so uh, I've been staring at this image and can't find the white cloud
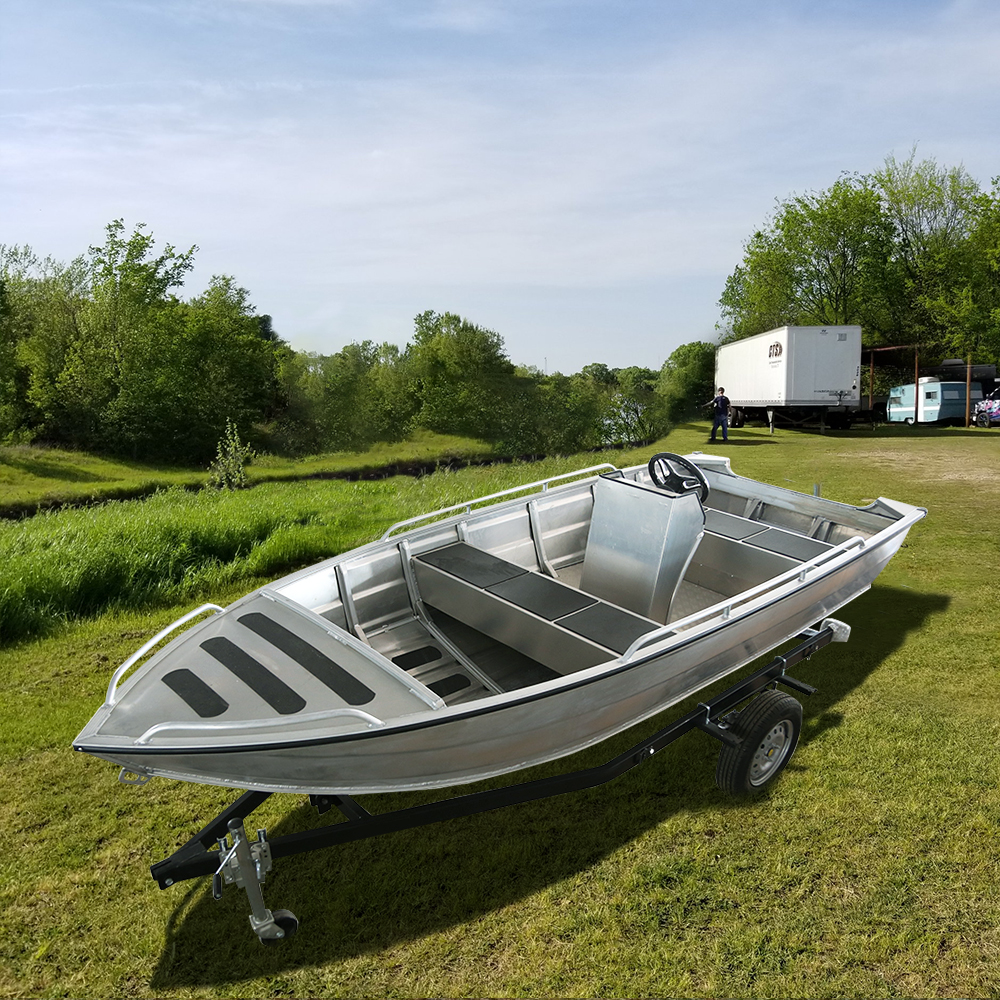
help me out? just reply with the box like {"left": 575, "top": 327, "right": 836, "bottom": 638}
{"left": 3, "top": 1, "right": 1000, "bottom": 371}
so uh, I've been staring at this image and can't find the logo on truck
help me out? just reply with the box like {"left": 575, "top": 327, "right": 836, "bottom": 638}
{"left": 768, "top": 342, "right": 783, "bottom": 359}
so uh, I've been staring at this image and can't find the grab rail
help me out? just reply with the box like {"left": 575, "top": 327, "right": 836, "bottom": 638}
{"left": 380, "top": 464, "right": 618, "bottom": 539}
{"left": 135, "top": 706, "right": 386, "bottom": 745}
{"left": 105, "top": 603, "right": 224, "bottom": 706}
{"left": 620, "top": 534, "right": 870, "bottom": 662}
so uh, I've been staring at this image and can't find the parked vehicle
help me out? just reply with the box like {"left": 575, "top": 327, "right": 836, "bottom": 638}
{"left": 974, "top": 387, "right": 1000, "bottom": 427}
{"left": 715, "top": 326, "right": 862, "bottom": 430}
{"left": 886, "top": 378, "right": 983, "bottom": 425}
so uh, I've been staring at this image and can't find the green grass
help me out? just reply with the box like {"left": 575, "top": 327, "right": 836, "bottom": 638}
{"left": 2, "top": 421, "right": 999, "bottom": 998}
{"left": 0, "top": 430, "right": 494, "bottom": 516}
{"left": 0, "top": 448, "right": 628, "bottom": 645}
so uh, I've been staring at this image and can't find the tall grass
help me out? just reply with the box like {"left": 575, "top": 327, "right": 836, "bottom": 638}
{"left": 0, "top": 483, "right": 365, "bottom": 644}
{"left": 0, "top": 430, "right": 495, "bottom": 516}
{"left": 0, "top": 454, "right": 613, "bottom": 645}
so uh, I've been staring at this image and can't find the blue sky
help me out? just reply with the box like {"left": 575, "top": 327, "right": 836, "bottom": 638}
{"left": 3, "top": 0, "right": 999, "bottom": 373}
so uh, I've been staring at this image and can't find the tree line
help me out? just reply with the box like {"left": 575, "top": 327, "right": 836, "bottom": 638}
{"left": 0, "top": 220, "right": 715, "bottom": 464}
{"left": 718, "top": 149, "right": 1000, "bottom": 365}
{"left": 8, "top": 148, "right": 977, "bottom": 467}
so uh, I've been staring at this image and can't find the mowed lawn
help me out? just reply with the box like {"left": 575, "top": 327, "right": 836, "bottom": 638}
{"left": 1, "top": 423, "right": 997, "bottom": 998}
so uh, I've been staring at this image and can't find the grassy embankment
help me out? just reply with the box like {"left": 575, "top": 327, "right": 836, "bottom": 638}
{"left": 0, "top": 429, "right": 494, "bottom": 517}
{"left": 1, "top": 421, "right": 998, "bottom": 998}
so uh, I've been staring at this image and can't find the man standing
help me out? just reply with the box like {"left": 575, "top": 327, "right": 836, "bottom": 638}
{"left": 708, "top": 387, "right": 730, "bottom": 443}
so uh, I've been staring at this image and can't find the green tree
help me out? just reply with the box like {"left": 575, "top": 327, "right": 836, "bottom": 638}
{"left": 530, "top": 371, "right": 607, "bottom": 454}
{"left": 719, "top": 174, "right": 892, "bottom": 341}
{"left": 106, "top": 275, "right": 280, "bottom": 462}
{"left": 410, "top": 310, "right": 519, "bottom": 442}
{"left": 50, "top": 221, "right": 198, "bottom": 451}
{"left": 873, "top": 150, "right": 984, "bottom": 354}
{"left": 657, "top": 341, "right": 717, "bottom": 422}
{"left": 0, "top": 246, "right": 90, "bottom": 440}
{"left": 603, "top": 366, "right": 668, "bottom": 445}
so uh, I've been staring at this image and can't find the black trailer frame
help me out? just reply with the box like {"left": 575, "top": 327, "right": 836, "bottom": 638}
{"left": 150, "top": 623, "right": 836, "bottom": 942}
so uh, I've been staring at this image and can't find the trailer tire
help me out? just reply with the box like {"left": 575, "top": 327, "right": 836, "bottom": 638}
{"left": 716, "top": 690, "right": 802, "bottom": 797}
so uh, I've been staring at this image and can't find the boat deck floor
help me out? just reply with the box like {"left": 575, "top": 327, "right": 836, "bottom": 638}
{"left": 363, "top": 558, "right": 727, "bottom": 707}
{"left": 364, "top": 612, "right": 559, "bottom": 706}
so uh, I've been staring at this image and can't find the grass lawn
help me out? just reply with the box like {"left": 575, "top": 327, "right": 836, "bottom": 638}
{"left": 1, "top": 421, "right": 998, "bottom": 998}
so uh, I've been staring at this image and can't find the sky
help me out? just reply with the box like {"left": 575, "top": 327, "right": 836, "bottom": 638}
{"left": 2, "top": 0, "right": 999, "bottom": 374}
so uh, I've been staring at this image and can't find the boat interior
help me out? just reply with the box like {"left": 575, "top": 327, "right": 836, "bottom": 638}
{"left": 267, "top": 463, "right": 898, "bottom": 711}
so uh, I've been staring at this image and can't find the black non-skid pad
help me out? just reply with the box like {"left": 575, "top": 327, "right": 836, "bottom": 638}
{"left": 392, "top": 645, "right": 443, "bottom": 670}
{"left": 704, "top": 508, "right": 767, "bottom": 540}
{"left": 162, "top": 668, "right": 229, "bottom": 718}
{"left": 238, "top": 613, "right": 376, "bottom": 706}
{"left": 427, "top": 673, "right": 473, "bottom": 698}
{"left": 201, "top": 636, "right": 307, "bottom": 715}
{"left": 486, "top": 572, "right": 597, "bottom": 621}
{"left": 415, "top": 542, "right": 526, "bottom": 589}
{"left": 558, "top": 603, "right": 657, "bottom": 655}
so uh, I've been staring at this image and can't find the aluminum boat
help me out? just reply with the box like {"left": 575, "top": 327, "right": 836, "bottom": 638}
{"left": 74, "top": 453, "right": 925, "bottom": 796}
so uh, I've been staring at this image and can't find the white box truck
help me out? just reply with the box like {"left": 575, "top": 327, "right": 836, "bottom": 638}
{"left": 715, "top": 325, "right": 862, "bottom": 430}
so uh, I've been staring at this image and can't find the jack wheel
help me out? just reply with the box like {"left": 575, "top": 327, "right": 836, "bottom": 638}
{"left": 716, "top": 690, "right": 802, "bottom": 796}
{"left": 260, "top": 909, "right": 299, "bottom": 946}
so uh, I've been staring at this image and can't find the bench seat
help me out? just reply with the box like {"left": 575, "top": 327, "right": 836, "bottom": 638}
{"left": 412, "top": 542, "right": 659, "bottom": 674}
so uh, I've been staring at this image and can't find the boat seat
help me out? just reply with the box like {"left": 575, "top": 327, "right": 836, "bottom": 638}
{"left": 578, "top": 475, "right": 706, "bottom": 624}
{"left": 411, "top": 542, "right": 659, "bottom": 674}
{"left": 703, "top": 509, "right": 833, "bottom": 561}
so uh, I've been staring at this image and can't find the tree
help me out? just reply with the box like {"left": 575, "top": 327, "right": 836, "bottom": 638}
{"left": 410, "top": 310, "right": 519, "bottom": 442}
{"left": 603, "top": 366, "right": 668, "bottom": 445}
{"left": 657, "top": 341, "right": 717, "bottom": 422}
{"left": 873, "top": 150, "right": 983, "bottom": 352}
{"left": 719, "top": 174, "right": 893, "bottom": 341}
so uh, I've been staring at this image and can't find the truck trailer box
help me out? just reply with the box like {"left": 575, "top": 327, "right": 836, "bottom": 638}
{"left": 715, "top": 326, "right": 862, "bottom": 407}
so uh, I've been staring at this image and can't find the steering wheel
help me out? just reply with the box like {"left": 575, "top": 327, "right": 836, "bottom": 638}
{"left": 647, "top": 452, "right": 710, "bottom": 503}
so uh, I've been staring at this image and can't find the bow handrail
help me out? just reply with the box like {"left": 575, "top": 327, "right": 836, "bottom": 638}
{"left": 135, "top": 706, "right": 386, "bottom": 745}
{"left": 105, "top": 603, "right": 224, "bottom": 706}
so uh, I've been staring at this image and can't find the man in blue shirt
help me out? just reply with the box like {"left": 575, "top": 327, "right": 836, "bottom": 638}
{"left": 708, "top": 387, "right": 730, "bottom": 443}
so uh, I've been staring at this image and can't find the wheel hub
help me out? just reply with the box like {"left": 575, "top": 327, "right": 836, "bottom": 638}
{"left": 748, "top": 721, "right": 793, "bottom": 786}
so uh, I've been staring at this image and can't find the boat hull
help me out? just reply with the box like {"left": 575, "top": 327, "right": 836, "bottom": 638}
{"left": 84, "top": 523, "right": 907, "bottom": 794}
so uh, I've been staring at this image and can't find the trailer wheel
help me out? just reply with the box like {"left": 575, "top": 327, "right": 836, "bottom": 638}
{"left": 716, "top": 690, "right": 802, "bottom": 797}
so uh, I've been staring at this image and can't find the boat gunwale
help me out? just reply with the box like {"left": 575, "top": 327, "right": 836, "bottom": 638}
{"left": 73, "top": 501, "right": 922, "bottom": 759}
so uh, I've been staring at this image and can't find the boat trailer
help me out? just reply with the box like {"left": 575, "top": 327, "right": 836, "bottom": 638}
{"left": 149, "top": 619, "right": 849, "bottom": 943}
